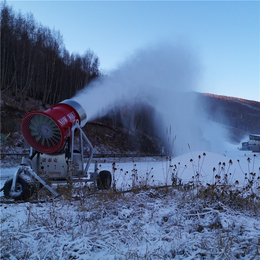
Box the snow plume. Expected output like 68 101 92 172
72 41 228 155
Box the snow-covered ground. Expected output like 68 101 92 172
1 146 260 259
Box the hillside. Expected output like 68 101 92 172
1 92 260 155
198 94 260 143
200 93 260 133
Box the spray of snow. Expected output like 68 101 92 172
72 41 228 155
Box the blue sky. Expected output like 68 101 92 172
7 0 260 101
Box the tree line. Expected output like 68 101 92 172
1 2 100 106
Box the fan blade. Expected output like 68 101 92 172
45 138 51 147
30 117 39 128
32 115 42 128
49 137 56 147
31 130 39 136
49 121 57 130
35 135 41 142
41 137 45 146
29 124 38 131
42 115 50 125
52 134 61 142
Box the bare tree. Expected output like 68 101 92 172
1 2 100 106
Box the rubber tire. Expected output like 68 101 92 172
97 170 112 190
3 175 35 200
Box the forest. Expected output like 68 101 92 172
1 2 100 107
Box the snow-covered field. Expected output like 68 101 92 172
1 146 260 259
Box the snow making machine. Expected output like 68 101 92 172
3 99 112 200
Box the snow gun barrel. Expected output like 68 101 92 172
21 99 87 154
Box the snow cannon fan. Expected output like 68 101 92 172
21 99 87 154
2 99 112 202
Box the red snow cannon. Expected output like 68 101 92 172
21 99 87 154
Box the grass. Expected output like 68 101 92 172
1 154 260 259
170 152 260 213
2 187 260 259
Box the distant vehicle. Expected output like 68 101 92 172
241 134 260 152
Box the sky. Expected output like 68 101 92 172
6 0 260 102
